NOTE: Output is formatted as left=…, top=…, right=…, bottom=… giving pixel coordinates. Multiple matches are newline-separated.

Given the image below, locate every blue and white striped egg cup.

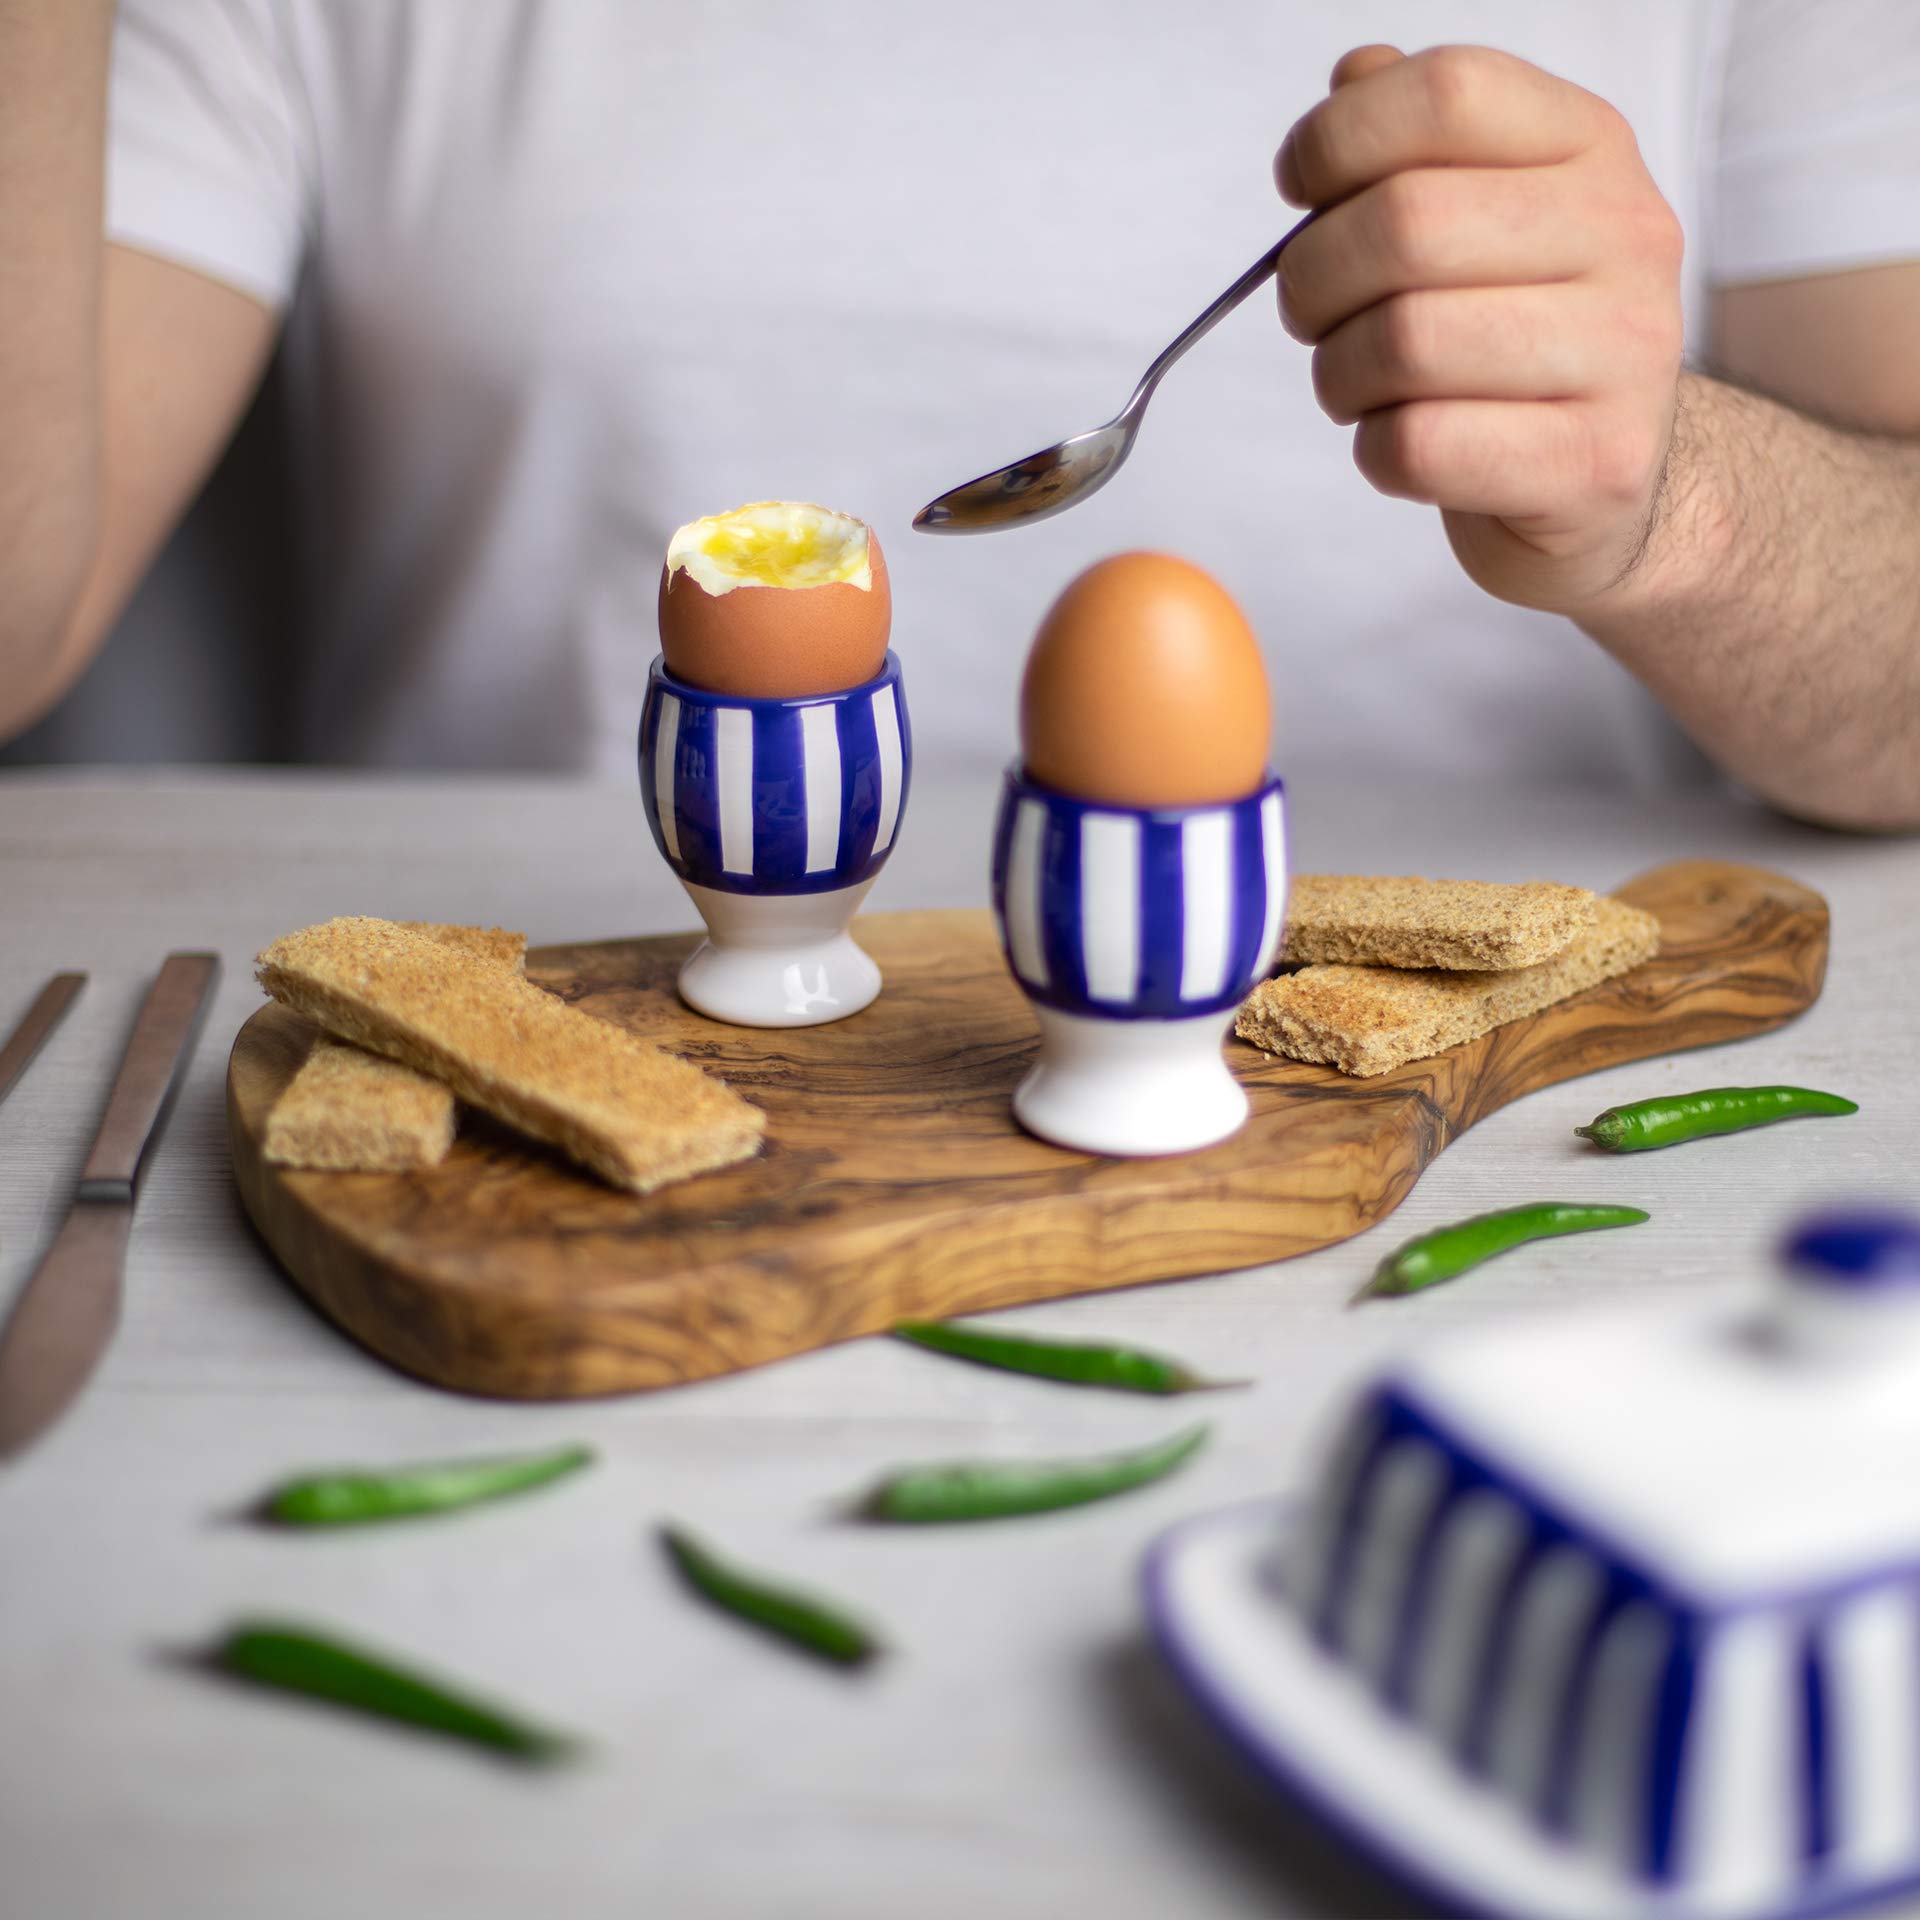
left=1146, top=1212, right=1920, bottom=1920
left=989, top=766, right=1287, bottom=1156
left=639, top=652, right=910, bottom=1027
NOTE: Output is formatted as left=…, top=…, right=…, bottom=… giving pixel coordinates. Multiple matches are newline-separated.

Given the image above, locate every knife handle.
left=77, top=953, right=221, bottom=1204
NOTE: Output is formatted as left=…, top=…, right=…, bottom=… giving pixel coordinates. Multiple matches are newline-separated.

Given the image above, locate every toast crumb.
left=1238, top=895, right=1661, bottom=1077
left=263, top=923, right=528, bottom=1172
left=256, top=917, right=764, bottom=1192
left=1279, top=875, right=1597, bottom=971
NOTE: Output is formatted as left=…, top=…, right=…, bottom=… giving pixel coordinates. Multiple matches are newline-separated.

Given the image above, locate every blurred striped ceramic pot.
left=1146, top=1212, right=1920, bottom=1920
left=639, top=652, right=910, bottom=1027
left=989, top=765, right=1287, bottom=1155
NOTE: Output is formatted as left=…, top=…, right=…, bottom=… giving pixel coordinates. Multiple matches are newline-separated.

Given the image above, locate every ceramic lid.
left=1366, top=1212, right=1920, bottom=1608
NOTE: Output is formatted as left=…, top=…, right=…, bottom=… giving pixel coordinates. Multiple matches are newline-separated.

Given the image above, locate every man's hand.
left=1275, top=44, right=1685, bottom=615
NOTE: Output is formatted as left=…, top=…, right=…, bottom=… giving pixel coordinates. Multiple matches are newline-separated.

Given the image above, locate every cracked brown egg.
left=658, top=501, right=890, bottom=697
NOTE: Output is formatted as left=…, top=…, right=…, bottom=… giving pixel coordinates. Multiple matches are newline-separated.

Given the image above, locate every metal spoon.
left=913, top=210, right=1316, bottom=535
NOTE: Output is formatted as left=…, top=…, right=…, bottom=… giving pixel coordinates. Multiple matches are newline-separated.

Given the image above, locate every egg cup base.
left=676, top=879, right=881, bottom=1028
left=1012, top=1005, right=1248, bottom=1157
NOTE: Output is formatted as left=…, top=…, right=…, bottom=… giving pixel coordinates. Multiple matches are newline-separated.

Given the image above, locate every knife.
left=0, top=973, right=86, bottom=1111
left=0, top=953, right=221, bottom=1461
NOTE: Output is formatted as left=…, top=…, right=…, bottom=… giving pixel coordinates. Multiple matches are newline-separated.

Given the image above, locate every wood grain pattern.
left=227, top=860, right=1828, bottom=1400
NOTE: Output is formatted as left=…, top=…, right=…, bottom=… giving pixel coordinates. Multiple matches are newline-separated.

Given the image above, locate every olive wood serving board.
left=228, top=860, right=1827, bottom=1400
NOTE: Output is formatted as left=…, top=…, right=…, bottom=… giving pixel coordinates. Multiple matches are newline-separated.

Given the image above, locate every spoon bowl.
left=913, top=422, right=1132, bottom=534
left=914, top=210, right=1315, bottom=536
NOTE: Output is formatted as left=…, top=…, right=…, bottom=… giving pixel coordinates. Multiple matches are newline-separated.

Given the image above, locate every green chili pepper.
left=208, top=1620, right=580, bottom=1762
left=1575, top=1085, right=1858, bottom=1153
left=857, top=1421, right=1209, bottom=1523
left=258, top=1442, right=594, bottom=1526
left=892, top=1319, right=1246, bottom=1395
left=661, top=1525, right=883, bottom=1668
left=1358, top=1202, right=1650, bottom=1302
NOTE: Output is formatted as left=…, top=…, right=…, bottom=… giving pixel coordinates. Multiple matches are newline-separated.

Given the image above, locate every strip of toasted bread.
left=1238, top=895, right=1661, bottom=1077
left=401, top=923, right=528, bottom=972
left=256, top=917, right=764, bottom=1192
left=265, top=1037, right=459, bottom=1171
left=1279, top=875, right=1597, bottom=970
left=263, top=924, right=529, bottom=1172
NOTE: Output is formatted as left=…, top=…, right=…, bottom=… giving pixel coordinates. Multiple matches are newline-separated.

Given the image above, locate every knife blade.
left=0, top=974, right=86, bottom=1111
left=0, top=953, right=220, bottom=1461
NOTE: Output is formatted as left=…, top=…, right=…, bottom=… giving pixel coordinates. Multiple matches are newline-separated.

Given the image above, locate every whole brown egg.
left=659, top=501, right=890, bottom=698
left=1020, top=552, right=1271, bottom=807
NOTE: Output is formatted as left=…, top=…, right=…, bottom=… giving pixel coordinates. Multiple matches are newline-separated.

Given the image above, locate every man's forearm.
left=0, top=0, right=114, bottom=691
left=1573, top=371, right=1920, bottom=831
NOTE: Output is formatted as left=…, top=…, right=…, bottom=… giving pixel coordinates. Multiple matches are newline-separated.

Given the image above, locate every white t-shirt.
left=103, top=0, right=1920, bottom=783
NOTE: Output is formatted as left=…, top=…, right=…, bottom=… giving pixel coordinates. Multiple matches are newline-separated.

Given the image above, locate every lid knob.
left=1774, top=1211, right=1920, bottom=1361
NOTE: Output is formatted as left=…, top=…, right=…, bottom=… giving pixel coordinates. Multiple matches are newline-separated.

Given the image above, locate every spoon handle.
left=1124, top=208, right=1319, bottom=419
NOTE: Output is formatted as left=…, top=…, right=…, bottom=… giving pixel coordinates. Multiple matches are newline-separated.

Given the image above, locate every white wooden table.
left=2, top=765, right=1915, bottom=1920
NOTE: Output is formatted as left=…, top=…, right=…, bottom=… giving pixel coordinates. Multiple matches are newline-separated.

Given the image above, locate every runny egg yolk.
left=666, top=502, right=873, bottom=596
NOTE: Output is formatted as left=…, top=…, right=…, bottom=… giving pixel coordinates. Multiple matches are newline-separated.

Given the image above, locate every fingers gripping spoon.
left=913, top=211, right=1316, bottom=535
left=0, top=954, right=220, bottom=1461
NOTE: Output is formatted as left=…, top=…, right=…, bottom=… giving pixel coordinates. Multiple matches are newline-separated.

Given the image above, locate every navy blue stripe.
left=749, top=702, right=806, bottom=879
left=637, top=684, right=664, bottom=849
left=1310, top=1414, right=1399, bottom=1650
left=1643, top=1621, right=1700, bottom=1879
left=1380, top=1460, right=1459, bottom=1716
left=892, top=683, right=914, bottom=823
left=1136, top=816, right=1187, bottom=1007
left=1457, top=1528, right=1544, bottom=1777
left=665, top=698, right=693, bottom=869
left=1539, top=1580, right=1631, bottom=1832
left=671, top=697, right=725, bottom=878
left=663, top=699, right=690, bottom=868
left=837, top=689, right=881, bottom=876
left=1225, top=795, right=1270, bottom=987
left=1038, top=806, right=1090, bottom=1005
left=1801, top=1623, right=1833, bottom=1863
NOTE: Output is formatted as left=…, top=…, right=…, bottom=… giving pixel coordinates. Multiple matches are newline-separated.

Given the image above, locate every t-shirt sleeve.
left=105, top=0, right=313, bottom=307
left=1708, top=0, right=1920, bottom=285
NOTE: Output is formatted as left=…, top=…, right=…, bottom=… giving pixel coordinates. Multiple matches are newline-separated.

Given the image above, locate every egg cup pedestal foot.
left=677, top=881, right=880, bottom=1028
left=1013, top=1006, right=1247, bottom=1157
